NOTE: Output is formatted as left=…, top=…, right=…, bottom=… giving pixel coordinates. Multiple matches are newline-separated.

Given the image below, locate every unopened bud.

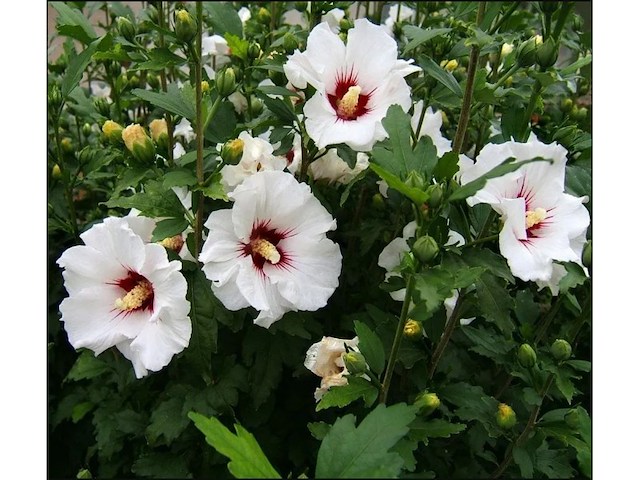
left=116, top=16, right=136, bottom=42
left=147, top=73, right=160, bottom=90
left=283, top=32, right=299, bottom=54
left=256, top=7, right=271, bottom=25
left=149, top=118, right=169, bottom=150
left=248, top=42, right=262, bottom=61
left=581, top=240, right=592, bottom=269
left=61, top=137, right=74, bottom=154
left=339, top=18, right=353, bottom=31
left=536, top=37, right=558, bottom=69
left=102, top=120, right=124, bottom=144
left=501, top=42, right=514, bottom=58
left=250, top=96, right=264, bottom=116
left=404, top=170, right=425, bottom=190
left=426, top=184, right=443, bottom=209
left=550, top=339, right=572, bottom=361
left=412, top=235, right=440, bottom=264
left=48, top=84, right=62, bottom=110
left=496, top=403, right=517, bottom=429
left=201, top=80, right=210, bottom=93
left=564, top=409, right=581, bottom=429
left=221, top=138, right=244, bottom=164
left=52, top=163, right=62, bottom=178
left=440, top=59, right=458, bottom=72
left=82, top=123, right=93, bottom=138
left=403, top=319, right=423, bottom=340
left=560, top=98, right=573, bottom=113
left=371, top=192, right=385, bottom=210
left=122, top=124, right=156, bottom=163
left=517, top=343, right=537, bottom=368
left=343, top=351, right=367, bottom=375
left=174, top=9, right=197, bottom=44
left=215, top=68, right=237, bottom=98
left=76, top=468, right=92, bottom=479
left=414, top=391, right=440, bottom=416
left=516, top=37, right=538, bottom=68
left=94, top=98, right=111, bottom=117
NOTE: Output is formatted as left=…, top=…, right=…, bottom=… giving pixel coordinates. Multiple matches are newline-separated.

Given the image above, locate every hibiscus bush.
left=47, top=1, right=592, bottom=478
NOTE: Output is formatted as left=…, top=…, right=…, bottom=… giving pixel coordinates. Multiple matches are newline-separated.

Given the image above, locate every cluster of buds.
left=516, top=34, right=558, bottom=69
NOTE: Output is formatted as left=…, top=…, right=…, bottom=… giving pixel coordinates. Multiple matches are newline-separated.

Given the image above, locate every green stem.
left=379, top=274, right=416, bottom=404
left=157, top=1, right=174, bottom=167
left=489, top=1, right=519, bottom=34
left=462, top=233, right=499, bottom=248
left=53, top=111, right=79, bottom=239
left=551, top=2, right=573, bottom=42
left=452, top=1, right=486, bottom=154
left=428, top=292, right=465, bottom=380
left=194, top=3, right=204, bottom=259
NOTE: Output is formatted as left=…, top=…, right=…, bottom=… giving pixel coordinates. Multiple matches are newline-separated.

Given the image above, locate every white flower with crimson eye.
left=304, top=336, right=359, bottom=401
left=199, top=170, right=343, bottom=328
left=459, top=136, right=590, bottom=283
left=57, top=217, right=191, bottom=378
left=283, top=18, right=420, bottom=151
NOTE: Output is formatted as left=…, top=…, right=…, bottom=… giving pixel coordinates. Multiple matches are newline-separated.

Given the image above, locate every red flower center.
left=113, top=271, right=154, bottom=313
left=327, top=69, right=371, bottom=121
left=241, top=221, right=291, bottom=271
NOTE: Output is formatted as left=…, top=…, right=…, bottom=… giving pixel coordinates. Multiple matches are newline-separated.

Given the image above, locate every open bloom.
left=57, top=217, right=191, bottom=378
left=284, top=18, right=420, bottom=151
left=309, top=149, right=370, bottom=184
left=199, top=171, right=342, bottom=328
left=459, top=136, right=590, bottom=282
left=304, top=336, right=359, bottom=401
left=411, top=100, right=452, bottom=156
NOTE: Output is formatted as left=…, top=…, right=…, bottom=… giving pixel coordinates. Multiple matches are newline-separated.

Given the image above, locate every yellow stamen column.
left=336, top=85, right=361, bottom=118
left=251, top=239, right=281, bottom=264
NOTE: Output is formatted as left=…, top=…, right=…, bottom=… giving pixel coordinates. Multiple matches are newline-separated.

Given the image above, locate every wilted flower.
left=304, top=336, right=359, bottom=401
left=57, top=217, right=191, bottom=378
left=199, top=171, right=342, bottom=328
left=459, top=136, right=590, bottom=283
left=283, top=18, right=420, bottom=151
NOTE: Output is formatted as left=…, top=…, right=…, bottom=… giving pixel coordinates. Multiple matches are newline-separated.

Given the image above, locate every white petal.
left=378, top=237, right=410, bottom=271
left=58, top=245, right=126, bottom=294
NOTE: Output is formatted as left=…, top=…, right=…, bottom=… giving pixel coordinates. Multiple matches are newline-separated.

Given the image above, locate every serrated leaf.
left=535, top=442, right=574, bottom=478
left=565, top=359, right=591, bottom=372
left=105, top=181, right=185, bottom=218
left=225, top=33, right=249, bottom=61
left=316, top=403, right=417, bottom=478
left=419, top=56, right=463, bottom=97
left=204, top=2, right=244, bottom=38
left=71, top=401, right=95, bottom=423
left=439, top=382, right=501, bottom=437
left=132, top=84, right=196, bottom=121
left=474, top=272, right=514, bottom=334
left=151, top=217, right=189, bottom=242
left=410, top=418, right=466, bottom=439
left=316, top=377, right=379, bottom=411
left=433, top=151, right=460, bottom=181
left=554, top=369, right=576, bottom=404
left=132, top=453, right=192, bottom=479
left=242, top=329, right=286, bottom=409
left=146, top=396, right=190, bottom=443
left=512, top=445, right=534, bottom=478
left=413, top=269, right=456, bottom=319
left=132, top=47, right=187, bottom=71
left=559, top=54, right=592, bottom=75
left=61, top=38, right=102, bottom=98
left=184, top=270, right=219, bottom=377
left=461, top=325, right=515, bottom=359
left=353, top=321, right=385, bottom=374
left=163, top=169, right=198, bottom=189
left=558, top=262, right=589, bottom=293
left=204, top=100, right=237, bottom=144
left=402, top=26, right=452, bottom=54
left=65, top=350, right=111, bottom=382
left=368, top=163, right=428, bottom=205
left=188, top=412, right=281, bottom=479
left=51, top=2, right=97, bottom=44
left=256, top=91, right=298, bottom=122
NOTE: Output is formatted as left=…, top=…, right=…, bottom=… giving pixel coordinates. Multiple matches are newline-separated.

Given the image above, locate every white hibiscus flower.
left=383, top=3, right=415, bottom=37
left=199, top=170, right=342, bottom=328
left=57, top=217, right=191, bottom=378
left=309, top=149, right=370, bottom=184
left=283, top=18, right=420, bottom=151
left=459, top=136, right=590, bottom=283
left=411, top=100, right=452, bottom=156
left=173, top=117, right=195, bottom=144
left=304, top=336, right=359, bottom=401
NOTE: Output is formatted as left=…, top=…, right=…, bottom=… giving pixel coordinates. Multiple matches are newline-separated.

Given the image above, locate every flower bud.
left=248, top=42, right=262, bottom=61
left=48, top=84, right=62, bottom=110
left=339, top=18, right=353, bottom=31
left=52, top=163, right=62, bottom=179
left=412, top=235, right=440, bottom=264
left=283, top=32, right=299, bottom=54
left=221, top=138, right=244, bottom=164
left=215, top=68, right=237, bottom=98
left=403, top=319, right=423, bottom=340
left=61, top=137, right=74, bottom=154
left=102, top=120, right=124, bottom=145
left=426, top=184, right=444, bottom=209
left=94, top=98, right=110, bottom=119
left=535, top=37, right=558, bottom=69
left=371, top=192, right=385, bottom=210
left=174, top=9, right=197, bottom=44
left=564, top=409, right=581, bottom=429
left=76, top=468, right=92, bottom=479
left=414, top=391, right=441, bottom=416
left=116, top=16, right=136, bottom=42
left=440, top=59, right=458, bottom=72
left=82, top=123, right=93, bottom=138
left=147, top=72, right=160, bottom=90
left=404, top=170, right=425, bottom=190
left=343, top=351, right=367, bottom=375
left=249, top=96, right=264, bottom=116
left=256, top=7, right=271, bottom=25
left=496, top=403, right=517, bottom=429
left=581, top=240, right=592, bottom=269
left=560, top=98, right=573, bottom=113
left=517, top=343, right=537, bottom=368
left=122, top=124, right=156, bottom=163
left=149, top=118, right=169, bottom=150
left=550, top=339, right=572, bottom=361
left=501, top=42, right=514, bottom=58
left=201, top=80, right=210, bottom=94
left=516, top=37, right=538, bottom=68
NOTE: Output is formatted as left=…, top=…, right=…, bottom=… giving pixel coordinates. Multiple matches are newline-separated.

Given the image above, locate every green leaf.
left=316, top=377, right=379, bottom=411
left=204, top=101, right=238, bottom=144
left=257, top=85, right=303, bottom=98
left=402, top=26, right=452, bottom=54
left=558, top=262, right=589, bottom=293
left=184, top=270, right=219, bottom=377
left=163, top=169, right=198, bottom=189
left=449, top=157, right=549, bottom=202
left=205, top=2, right=244, bottom=38
left=132, top=83, right=196, bottom=121
left=61, top=38, right=102, bottom=98
left=51, top=2, right=97, bottom=44
left=308, top=421, right=331, bottom=441
left=65, top=350, right=111, bottom=382
left=413, top=268, right=456, bottom=319
left=368, top=163, right=428, bottom=205
left=132, top=453, right=192, bottom=479
left=188, top=412, right=281, bottom=479
left=256, top=91, right=298, bottom=122
left=316, top=403, right=417, bottom=478
left=535, top=442, right=574, bottom=478
left=433, top=151, right=460, bottom=182
left=151, top=217, right=189, bottom=242
left=512, top=445, right=534, bottom=478
left=439, top=382, right=501, bottom=437
left=225, top=33, right=249, bottom=61
left=461, top=325, right=516, bottom=360
left=105, top=180, right=185, bottom=218
left=559, top=54, right=592, bottom=75
left=71, top=401, right=95, bottom=423
left=410, top=418, right=467, bottom=439
left=565, top=359, right=591, bottom=373
left=132, top=47, right=188, bottom=71
left=474, top=272, right=514, bottom=334
left=146, top=396, right=190, bottom=444
left=196, top=172, right=229, bottom=201
left=419, top=56, right=463, bottom=97
left=353, top=321, right=385, bottom=375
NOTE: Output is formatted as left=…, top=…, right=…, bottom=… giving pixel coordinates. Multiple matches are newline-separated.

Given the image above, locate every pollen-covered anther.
left=525, top=207, right=547, bottom=228
left=336, top=85, right=362, bottom=118
left=115, top=279, right=153, bottom=311
left=251, top=238, right=281, bottom=264
left=159, top=234, right=184, bottom=254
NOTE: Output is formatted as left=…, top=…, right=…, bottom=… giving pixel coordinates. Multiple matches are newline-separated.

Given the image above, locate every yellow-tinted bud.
left=256, top=7, right=271, bottom=25
left=403, top=319, right=423, bottom=340
left=201, top=80, right=210, bottom=93
left=52, top=164, right=62, bottom=178
left=61, top=137, right=74, bottom=154
left=440, top=59, right=459, bottom=72
left=148, top=118, right=168, bottom=142
left=174, top=9, right=197, bottom=44
left=496, top=403, right=517, bottom=429
left=414, top=392, right=441, bottom=416
left=122, top=124, right=156, bottom=163
left=102, top=120, right=124, bottom=144
left=221, top=138, right=244, bottom=164
left=501, top=42, right=514, bottom=58
left=343, top=351, right=368, bottom=375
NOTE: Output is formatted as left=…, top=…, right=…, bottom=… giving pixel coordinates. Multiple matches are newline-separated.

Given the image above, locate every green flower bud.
left=403, top=319, right=423, bottom=340
left=116, top=16, right=136, bottom=42
left=516, top=37, right=538, bottom=68
left=52, top=163, right=62, bottom=179
left=94, top=98, right=111, bottom=117
left=343, top=351, right=367, bottom=375
left=577, top=78, right=590, bottom=96
left=339, top=18, right=353, bottom=32
left=147, top=72, right=160, bottom=90
left=414, top=392, right=441, bottom=416
left=174, top=9, right=197, bottom=44
left=426, top=184, right=444, bottom=209
left=404, top=170, right=425, bottom=190
left=564, top=409, right=581, bottom=429
left=122, top=124, right=156, bottom=163
left=82, top=123, right=93, bottom=138
left=517, top=343, right=537, bottom=368
left=61, top=137, right=74, bottom=154
left=412, top=235, right=440, bottom=264
left=127, top=74, right=141, bottom=89
left=256, top=7, right=271, bottom=25
left=572, top=107, right=588, bottom=122
left=283, top=32, right=299, bottom=54
left=102, top=120, right=124, bottom=145
left=221, top=138, right=244, bottom=164
left=248, top=42, right=262, bottom=61
left=371, top=192, right=385, bottom=210
left=149, top=118, right=169, bottom=151
left=550, top=339, right=572, bottom=361
left=250, top=96, right=264, bottom=116
left=76, top=468, right=92, bottom=479
left=215, top=68, right=237, bottom=98
left=560, top=98, right=574, bottom=113
left=581, top=240, right=592, bottom=269
left=535, top=37, right=558, bottom=69
left=496, top=403, right=517, bottom=429
left=48, top=84, right=62, bottom=110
